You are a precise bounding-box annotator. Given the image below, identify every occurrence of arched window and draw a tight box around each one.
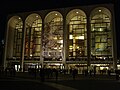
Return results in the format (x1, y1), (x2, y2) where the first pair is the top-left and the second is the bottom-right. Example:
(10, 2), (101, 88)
(43, 11), (63, 61)
(25, 14), (42, 59)
(90, 7), (112, 60)
(66, 9), (87, 60)
(7, 16), (23, 58)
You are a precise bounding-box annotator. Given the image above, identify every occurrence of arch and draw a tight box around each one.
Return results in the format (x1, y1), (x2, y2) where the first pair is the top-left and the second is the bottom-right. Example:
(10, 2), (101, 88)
(43, 11), (63, 61)
(90, 7), (111, 19)
(66, 9), (87, 24)
(24, 13), (42, 58)
(25, 13), (42, 26)
(44, 11), (63, 23)
(7, 16), (23, 58)
(66, 9), (87, 59)
(90, 7), (112, 59)
(8, 16), (23, 29)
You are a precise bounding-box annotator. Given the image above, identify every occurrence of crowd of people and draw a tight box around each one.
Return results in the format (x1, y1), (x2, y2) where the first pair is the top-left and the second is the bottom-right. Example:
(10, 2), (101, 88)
(1, 66), (120, 81)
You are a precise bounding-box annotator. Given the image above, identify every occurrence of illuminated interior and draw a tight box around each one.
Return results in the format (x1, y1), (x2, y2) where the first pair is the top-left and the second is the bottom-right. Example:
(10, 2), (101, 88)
(13, 19), (23, 57)
(25, 14), (42, 59)
(7, 16), (23, 59)
(5, 6), (116, 71)
(90, 8), (112, 60)
(43, 11), (63, 61)
(67, 9), (87, 58)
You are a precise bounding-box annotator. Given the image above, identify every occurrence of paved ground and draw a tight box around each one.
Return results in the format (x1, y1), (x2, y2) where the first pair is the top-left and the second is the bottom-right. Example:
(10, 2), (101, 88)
(48, 79), (120, 90)
(0, 77), (58, 90)
(1, 73), (120, 90)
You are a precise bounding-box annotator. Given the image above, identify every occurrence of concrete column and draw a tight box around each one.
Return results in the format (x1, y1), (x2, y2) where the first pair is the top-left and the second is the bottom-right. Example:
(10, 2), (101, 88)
(63, 15), (67, 69)
(87, 15), (91, 68)
(40, 19), (44, 68)
(112, 10), (117, 70)
(20, 20), (26, 72)
(3, 21), (9, 70)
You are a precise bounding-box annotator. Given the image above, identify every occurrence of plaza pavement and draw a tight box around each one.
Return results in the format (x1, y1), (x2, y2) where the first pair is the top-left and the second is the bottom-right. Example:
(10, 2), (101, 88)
(1, 72), (120, 90)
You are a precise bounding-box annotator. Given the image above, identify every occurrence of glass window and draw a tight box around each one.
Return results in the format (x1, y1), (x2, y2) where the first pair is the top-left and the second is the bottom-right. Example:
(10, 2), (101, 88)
(43, 12), (63, 61)
(25, 15), (42, 58)
(68, 12), (87, 58)
(91, 8), (112, 59)
(13, 22), (23, 57)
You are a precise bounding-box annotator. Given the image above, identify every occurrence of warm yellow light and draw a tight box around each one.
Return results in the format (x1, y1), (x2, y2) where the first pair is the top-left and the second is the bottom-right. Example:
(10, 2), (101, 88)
(36, 15), (39, 18)
(60, 45), (63, 48)
(75, 36), (84, 39)
(77, 46), (79, 49)
(99, 28), (103, 31)
(60, 40), (63, 43)
(59, 50), (62, 52)
(76, 12), (79, 14)
(54, 47), (57, 49)
(69, 45), (72, 47)
(69, 35), (73, 39)
(99, 9), (102, 12)
(54, 37), (57, 40)
(69, 46), (73, 49)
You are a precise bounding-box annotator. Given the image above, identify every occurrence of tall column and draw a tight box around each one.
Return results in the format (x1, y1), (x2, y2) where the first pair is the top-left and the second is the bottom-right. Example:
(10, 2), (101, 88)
(3, 21), (9, 70)
(63, 15), (67, 69)
(87, 15), (91, 68)
(20, 20), (26, 72)
(112, 10), (117, 70)
(40, 18), (44, 68)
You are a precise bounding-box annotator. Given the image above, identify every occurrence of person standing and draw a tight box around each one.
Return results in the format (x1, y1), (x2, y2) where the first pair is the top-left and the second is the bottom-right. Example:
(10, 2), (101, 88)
(40, 68), (45, 82)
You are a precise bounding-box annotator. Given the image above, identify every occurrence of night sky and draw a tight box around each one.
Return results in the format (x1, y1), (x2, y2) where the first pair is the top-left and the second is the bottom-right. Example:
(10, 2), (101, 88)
(0, 0), (119, 64)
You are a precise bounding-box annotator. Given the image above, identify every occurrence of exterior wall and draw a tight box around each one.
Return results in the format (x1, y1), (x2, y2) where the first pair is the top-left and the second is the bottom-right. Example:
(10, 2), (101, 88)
(4, 3), (117, 72)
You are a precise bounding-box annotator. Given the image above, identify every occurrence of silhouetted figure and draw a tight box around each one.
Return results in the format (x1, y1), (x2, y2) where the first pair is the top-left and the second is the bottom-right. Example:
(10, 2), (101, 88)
(70, 68), (72, 74)
(40, 68), (45, 82)
(85, 69), (88, 76)
(107, 70), (111, 76)
(5, 68), (8, 77)
(55, 69), (58, 81)
(12, 67), (16, 77)
(89, 70), (92, 76)
(34, 68), (37, 79)
(115, 70), (119, 80)
(93, 66), (96, 77)
(47, 68), (51, 79)
(72, 69), (78, 80)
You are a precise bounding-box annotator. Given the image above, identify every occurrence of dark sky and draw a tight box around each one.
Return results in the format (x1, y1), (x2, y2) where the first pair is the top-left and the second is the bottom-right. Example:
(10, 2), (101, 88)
(0, 0), (115, 13)
(0, 0), (120, 58)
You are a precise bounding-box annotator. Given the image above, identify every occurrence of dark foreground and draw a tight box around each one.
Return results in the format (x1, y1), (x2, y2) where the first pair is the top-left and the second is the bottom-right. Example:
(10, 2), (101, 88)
(0, 77), (58, 90)
(49, 79), (120, 90)
(0, 73), (120, 90)
(1, 77), (120, 90)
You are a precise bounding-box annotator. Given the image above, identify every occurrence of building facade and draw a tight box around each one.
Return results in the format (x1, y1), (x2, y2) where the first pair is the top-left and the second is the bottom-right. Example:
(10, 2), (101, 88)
(3, 4), (117, 73)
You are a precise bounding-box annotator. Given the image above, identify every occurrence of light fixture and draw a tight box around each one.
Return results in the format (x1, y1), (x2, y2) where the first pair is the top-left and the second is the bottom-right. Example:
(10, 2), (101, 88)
(36, 15), (38, 18)
(76, 11), (79, 14)
(18, 17), (21, 20)
(55, 13), (58, 15)
(69, 35), (73, 39)
(99, 9), (102, 12)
